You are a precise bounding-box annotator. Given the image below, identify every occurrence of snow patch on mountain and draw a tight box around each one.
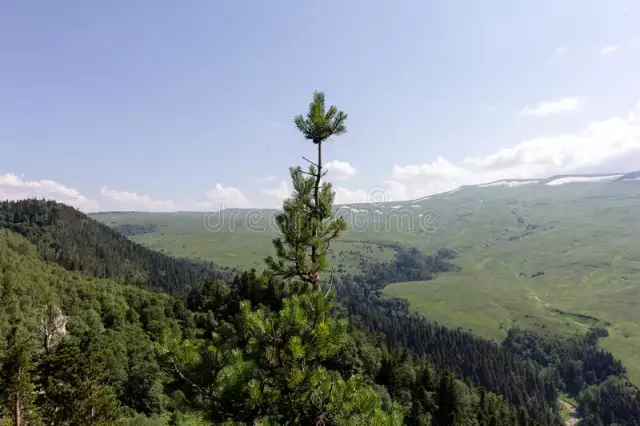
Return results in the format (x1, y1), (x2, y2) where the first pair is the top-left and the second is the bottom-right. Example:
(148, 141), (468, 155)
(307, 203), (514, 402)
(348, 207), (368, 214)
(545, 174), (623, 185)
(438, 187), (461, 196)
(478, 180), (539, 188)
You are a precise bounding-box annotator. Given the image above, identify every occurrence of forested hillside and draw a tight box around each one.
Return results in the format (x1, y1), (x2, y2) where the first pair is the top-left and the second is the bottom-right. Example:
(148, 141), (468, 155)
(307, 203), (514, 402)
(0, 199), (235, 294)
(2, 208), (639, 424)
(0, 228), (543, 425)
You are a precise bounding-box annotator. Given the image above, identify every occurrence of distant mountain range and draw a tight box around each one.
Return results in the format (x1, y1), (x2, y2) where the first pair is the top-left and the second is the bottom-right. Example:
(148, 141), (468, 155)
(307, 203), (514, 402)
(470, 170), (640, 188)
(78, 171), (640, 215)
(336, 170), (640, 210)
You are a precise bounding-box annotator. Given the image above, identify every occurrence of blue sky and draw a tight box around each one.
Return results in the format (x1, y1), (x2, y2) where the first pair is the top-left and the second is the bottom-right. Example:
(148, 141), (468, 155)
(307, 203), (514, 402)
(1, 1), (640, 211)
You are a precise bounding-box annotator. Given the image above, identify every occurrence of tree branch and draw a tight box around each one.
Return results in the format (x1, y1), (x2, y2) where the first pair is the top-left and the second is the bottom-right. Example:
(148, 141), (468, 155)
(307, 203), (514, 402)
(302, 156), (318, 167)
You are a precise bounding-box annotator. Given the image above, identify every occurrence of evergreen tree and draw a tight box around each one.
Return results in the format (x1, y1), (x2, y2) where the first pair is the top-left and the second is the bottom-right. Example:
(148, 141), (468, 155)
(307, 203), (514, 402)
(38, 332), (122, 425)
(265, 91), (348, 288)
(0, 326), (41, 426)
(238, 91), (402, 424)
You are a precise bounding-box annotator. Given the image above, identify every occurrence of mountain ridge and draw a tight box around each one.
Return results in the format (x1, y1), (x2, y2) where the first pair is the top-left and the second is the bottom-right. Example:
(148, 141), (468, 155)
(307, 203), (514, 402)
(0, 198), (236, 294)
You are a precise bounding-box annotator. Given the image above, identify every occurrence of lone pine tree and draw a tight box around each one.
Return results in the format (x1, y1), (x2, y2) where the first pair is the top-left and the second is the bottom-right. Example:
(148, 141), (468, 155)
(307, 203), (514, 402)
(265, 91), (348, 288)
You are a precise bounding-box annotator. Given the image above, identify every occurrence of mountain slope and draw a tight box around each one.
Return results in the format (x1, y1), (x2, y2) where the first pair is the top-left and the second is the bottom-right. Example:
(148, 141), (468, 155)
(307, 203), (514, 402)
(0, 224), (561, 424)
(90, 174), (640, 383)
(0, 228), (199, 423)
(0, 199), (235, 294)
(4, 196), (638, 423)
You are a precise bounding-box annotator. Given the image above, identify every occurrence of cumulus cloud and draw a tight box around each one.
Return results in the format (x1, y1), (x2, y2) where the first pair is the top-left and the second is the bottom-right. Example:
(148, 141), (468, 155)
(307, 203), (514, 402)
(325, 160), (356, 180)
(261, 181), (372, 206)
(386, 101), (640, 200)
(333, 186), (370, 204)
(520, 97), (582, 117)
(100, 186), (175, 212)
(0, 173), (100, 212)
(261, 181), (291, 204)
(198, 183), (252, 210)
(549, 46), (567, 61)
(256, 175), (276, 182)
(600, 45), (621, 55)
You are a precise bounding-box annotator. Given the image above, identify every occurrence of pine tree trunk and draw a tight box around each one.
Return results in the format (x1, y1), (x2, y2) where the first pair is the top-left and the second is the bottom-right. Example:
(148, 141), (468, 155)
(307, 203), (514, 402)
(14, 374), (21, 426)
(312, 140), (322, 268)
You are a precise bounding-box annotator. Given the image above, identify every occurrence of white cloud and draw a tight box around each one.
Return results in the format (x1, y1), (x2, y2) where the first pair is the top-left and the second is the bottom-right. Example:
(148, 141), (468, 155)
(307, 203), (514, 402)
(547, 46), (567, 62)
(600, 45), (621, 55)
(260, 180), (373, 207)
(0, 173), (100, 212)
(261, 181), (375, 206)
(549, 46), (567, 61)
(199, 183), (252, 210)
(325, 160), (356, 180)
(333, 186), (369, 204)
(256, 175), (276, 182)
(100, 186), (175, 212)
(555, 46), (567, 56)
(520, 97), (582, 117)
(261, 181), (290, 204)
(387, 101), (640, 200)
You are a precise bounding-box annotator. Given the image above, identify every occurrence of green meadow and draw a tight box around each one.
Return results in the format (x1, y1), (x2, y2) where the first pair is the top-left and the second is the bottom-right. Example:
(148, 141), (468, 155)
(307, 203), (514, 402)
(93, 179), (640, 382)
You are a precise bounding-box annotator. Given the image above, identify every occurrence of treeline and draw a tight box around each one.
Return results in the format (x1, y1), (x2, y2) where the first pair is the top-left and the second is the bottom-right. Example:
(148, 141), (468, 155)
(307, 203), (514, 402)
(0, 229), (535, 425)
(0, 199), (235, 294)
(577, 377), (640, 425)
(503, 327), (640, 425)
(502, 327), (625, 395)
(332, 246), (562, 424)
(112, 223), (159, 237)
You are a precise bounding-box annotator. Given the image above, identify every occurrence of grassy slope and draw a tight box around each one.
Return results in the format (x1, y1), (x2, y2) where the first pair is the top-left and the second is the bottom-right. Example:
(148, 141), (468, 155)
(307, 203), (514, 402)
(92, 180), (640, 382)
(92, 211), (398, 274)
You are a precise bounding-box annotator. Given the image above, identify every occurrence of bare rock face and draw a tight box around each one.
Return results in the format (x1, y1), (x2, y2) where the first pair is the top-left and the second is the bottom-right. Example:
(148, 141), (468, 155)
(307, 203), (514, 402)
(39, 304), (68, 353)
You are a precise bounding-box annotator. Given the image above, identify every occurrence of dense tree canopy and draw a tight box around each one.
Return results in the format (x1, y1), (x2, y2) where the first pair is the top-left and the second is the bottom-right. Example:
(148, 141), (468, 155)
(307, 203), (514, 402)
(0, 199), (235, 294)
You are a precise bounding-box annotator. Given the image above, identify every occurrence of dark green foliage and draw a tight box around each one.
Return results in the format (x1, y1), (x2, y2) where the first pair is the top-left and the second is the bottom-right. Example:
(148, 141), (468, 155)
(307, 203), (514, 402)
(37, 332), (123, 424)
(166, 269), (537, 425)
(0, 325), (42, 425)
(0, 199), (235, 294)
(503, 328), (640, 425)
(503, 327), (625, 395)
(0, 229), (188, 424)
(332, 247), (563, 424)
(577, 377), (640, 425)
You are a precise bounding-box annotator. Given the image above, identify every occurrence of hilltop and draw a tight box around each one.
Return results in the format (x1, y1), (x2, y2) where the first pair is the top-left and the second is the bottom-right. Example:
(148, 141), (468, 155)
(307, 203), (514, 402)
(0, 199), (236, 294)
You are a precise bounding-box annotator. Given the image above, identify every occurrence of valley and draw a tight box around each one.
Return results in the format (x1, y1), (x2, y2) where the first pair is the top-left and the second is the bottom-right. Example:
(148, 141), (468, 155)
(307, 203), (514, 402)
(93, 175), (640, 383)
